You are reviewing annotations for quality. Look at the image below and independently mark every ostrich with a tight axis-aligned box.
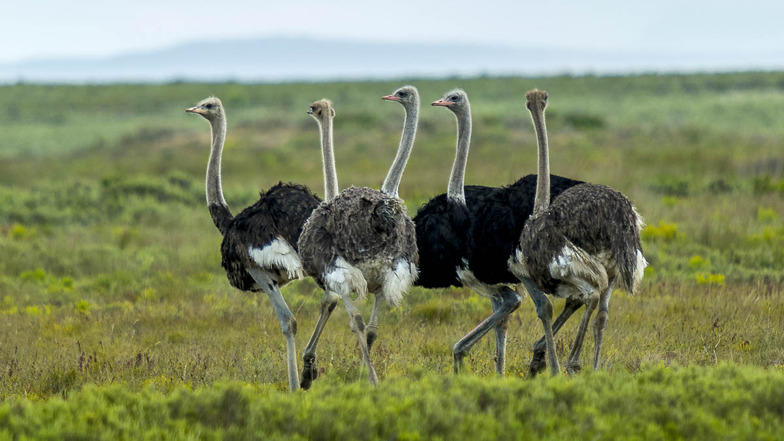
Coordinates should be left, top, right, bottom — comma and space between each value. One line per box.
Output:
299, 87, 419, 389
298, 98, 418, 387
428, 89, 583, 375
423, 89, 521, 375
511, 89, 646, 376
186, 97, 320, 392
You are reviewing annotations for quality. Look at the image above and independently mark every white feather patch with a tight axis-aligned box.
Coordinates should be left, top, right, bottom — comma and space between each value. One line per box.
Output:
632, 205, 646, 233
324, 256, 368, 301
507, 247, 530, 279
631, 249, 648, 295
456, 263, 508, 298
248, 238, 304, 281
381, 259, 418, 307
548, 244, 608, 299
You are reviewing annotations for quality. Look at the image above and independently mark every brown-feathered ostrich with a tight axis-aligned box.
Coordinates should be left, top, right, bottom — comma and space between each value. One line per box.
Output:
298, 98, 418, 387
510, 89, 647, 376
426, 89, 583, 375
186, 97, 321, 391
299, 87, 419, 389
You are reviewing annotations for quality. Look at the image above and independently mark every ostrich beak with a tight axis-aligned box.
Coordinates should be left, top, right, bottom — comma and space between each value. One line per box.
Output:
431, 99, 450, 106
307, 109, 314, 115
382, 95, 400, 101
186, 106, 203, 114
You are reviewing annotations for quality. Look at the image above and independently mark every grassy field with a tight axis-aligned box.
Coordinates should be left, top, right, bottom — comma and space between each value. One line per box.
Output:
0, 72, 783, 437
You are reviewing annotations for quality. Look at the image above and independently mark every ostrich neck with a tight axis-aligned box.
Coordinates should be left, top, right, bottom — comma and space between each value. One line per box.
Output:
447, 108, 471, 204
204, 112, 233, 235
207, 114, 229, 211
530, 106, 550, 215
381, 103, 418, 198
319, 117, 339, 202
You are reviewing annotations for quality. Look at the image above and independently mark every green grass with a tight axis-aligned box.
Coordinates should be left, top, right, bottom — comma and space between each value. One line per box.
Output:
0, 72, 783, 435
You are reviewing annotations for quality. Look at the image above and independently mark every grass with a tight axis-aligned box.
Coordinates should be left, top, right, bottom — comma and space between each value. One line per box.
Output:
0, 71, 782, 435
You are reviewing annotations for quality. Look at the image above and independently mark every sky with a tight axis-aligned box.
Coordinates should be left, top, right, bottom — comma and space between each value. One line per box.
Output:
4, 0, 783, 64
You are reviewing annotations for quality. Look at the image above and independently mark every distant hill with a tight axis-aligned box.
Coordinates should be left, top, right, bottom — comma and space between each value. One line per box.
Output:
1, 37, 782, 83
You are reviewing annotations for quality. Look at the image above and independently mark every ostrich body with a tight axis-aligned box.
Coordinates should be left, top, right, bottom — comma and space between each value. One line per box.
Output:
427, 89, 582, 374
298, 98, 419, 387
186, 97, 320, 391
510, 89, 646, 376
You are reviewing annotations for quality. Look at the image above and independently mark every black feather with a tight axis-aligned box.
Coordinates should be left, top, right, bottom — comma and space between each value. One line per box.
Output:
219, 182, 321, 291
412, 185, 490, 288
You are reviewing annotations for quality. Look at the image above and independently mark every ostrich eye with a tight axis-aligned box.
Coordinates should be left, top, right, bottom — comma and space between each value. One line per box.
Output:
205, 103, 214, 109
450, 96, 459, 101
397, 91, 406, 97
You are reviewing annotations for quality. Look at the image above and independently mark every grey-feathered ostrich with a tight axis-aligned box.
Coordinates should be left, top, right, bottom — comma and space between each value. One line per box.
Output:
298, 98, 418, 387
299, 87, 419, 389
510, 89, 646, 376
186, 97, 320, 392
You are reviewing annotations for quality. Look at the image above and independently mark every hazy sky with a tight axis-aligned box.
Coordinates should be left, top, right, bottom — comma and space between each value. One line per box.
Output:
4, 0, 782, 63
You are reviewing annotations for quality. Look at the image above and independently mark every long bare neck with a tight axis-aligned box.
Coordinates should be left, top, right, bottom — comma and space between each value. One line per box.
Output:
381, 102, 418, 198
530, 105, 550, 215
447, 107, 472, 204
319, 117, 339, 202
206, 113, 233, 233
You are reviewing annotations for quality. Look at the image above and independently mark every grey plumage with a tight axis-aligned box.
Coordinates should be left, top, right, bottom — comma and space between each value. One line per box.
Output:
299, 186, 418, 303
298, 95, 419, 388
521, 183, 644, 296
513, 88, 646, 376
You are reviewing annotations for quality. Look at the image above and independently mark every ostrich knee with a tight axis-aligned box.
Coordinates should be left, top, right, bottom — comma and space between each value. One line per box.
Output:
366, 326, 378, 350
280, 315, 297, 338
351, 314, 366, 335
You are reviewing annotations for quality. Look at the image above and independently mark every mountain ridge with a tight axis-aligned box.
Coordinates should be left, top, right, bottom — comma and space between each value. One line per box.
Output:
1, 37, 781, 83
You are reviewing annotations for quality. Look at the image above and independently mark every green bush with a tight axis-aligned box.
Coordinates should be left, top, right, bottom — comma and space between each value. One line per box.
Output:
1, 365, 783, 440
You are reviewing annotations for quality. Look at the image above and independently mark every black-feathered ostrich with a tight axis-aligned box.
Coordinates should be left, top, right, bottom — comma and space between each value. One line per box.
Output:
423, 89, 521, 375
186, 97, 321, 391
428, 89, 583, 375
298, 98, 418, 387
510, 89, 646, 376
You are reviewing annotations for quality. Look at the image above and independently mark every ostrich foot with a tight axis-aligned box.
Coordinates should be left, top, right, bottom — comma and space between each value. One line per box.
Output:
527, 350, 547, 378
300, 355, 318, 390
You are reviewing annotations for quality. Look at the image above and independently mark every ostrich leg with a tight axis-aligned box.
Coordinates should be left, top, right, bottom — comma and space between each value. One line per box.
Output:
366, 293, 385, 351
300, 291, 339, 390
453, 286, 521, 374
528, 297, 583, 377
335, 283, 378, 385
248, 269, 299, 391
521, 277, 560, 377
593, 282, 614, 370
561, 277, 604, 375
491, 293, 511, 375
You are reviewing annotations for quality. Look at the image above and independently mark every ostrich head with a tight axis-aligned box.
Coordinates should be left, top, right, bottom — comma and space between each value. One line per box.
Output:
431, 89, 469, 115
382, 85, 419, 108
308, 99, 335, 121
186, 96, 223, 121
525, 89, 548, 112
